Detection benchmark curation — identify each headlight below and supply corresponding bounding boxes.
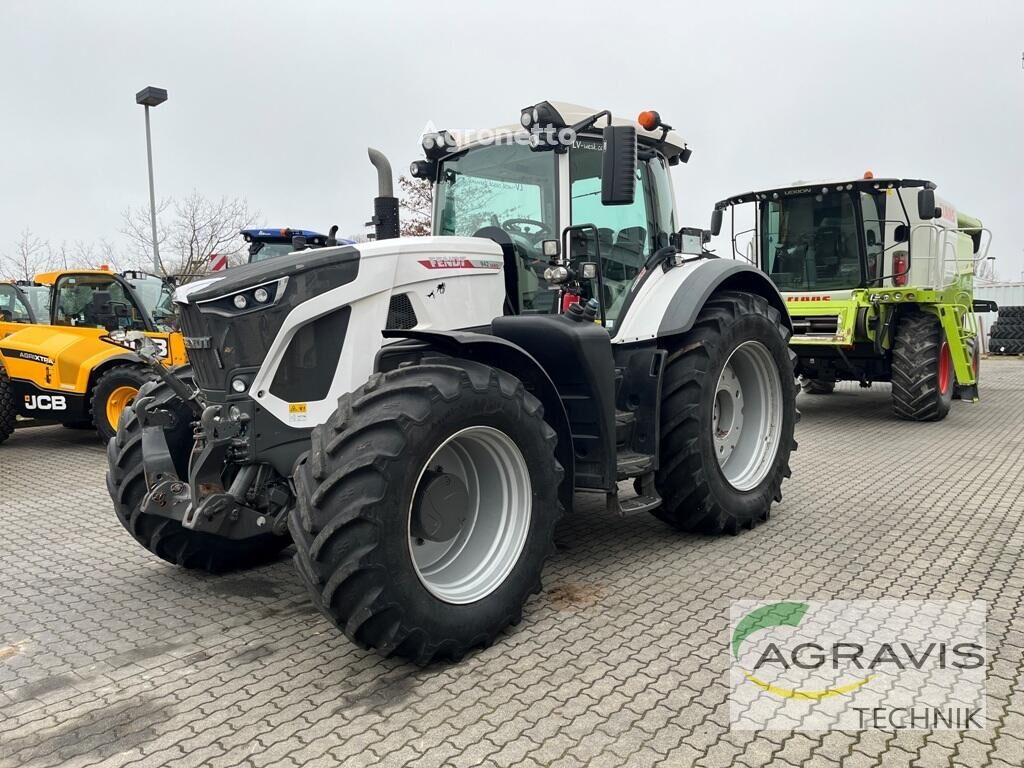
[253,287,270,303]
[233,294,248,309]
[231,378,247,393]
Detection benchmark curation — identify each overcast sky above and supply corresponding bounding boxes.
[2,1,1022,276]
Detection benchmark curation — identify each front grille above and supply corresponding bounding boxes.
[178,304,221,389]
[386,293,418,330]
[791,315,840,336]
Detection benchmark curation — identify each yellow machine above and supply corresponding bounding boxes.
[0,268,186,444]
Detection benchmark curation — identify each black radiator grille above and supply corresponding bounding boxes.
[178,304,221,389]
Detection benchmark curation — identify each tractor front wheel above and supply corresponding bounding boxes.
[106,366,290,571]
[290,360,562,664]
[652,291,798,534]
[891,311,953,421]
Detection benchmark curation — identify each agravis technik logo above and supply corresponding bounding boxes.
[729,600,987,730]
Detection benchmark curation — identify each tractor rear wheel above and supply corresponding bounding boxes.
[93,365,157,443]
[0,366,16,446]
[891,311,953,421]
[290,360,562,664]
[652,291,797,534]
[800,377,836,395]
[106,366,289,572]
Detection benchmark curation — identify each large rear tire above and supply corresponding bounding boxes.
[652,291,797,534]
[891,311,953,421]
[290,361,562,664]
[0,366,16,446]
[106,366,290,572]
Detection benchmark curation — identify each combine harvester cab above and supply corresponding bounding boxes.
[713,174,993,420]
[0,269,186,444]
[0,280,50,337]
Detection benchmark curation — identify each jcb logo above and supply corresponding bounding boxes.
[24,395,67,410]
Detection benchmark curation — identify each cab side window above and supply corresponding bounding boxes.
[53,275,144,330]
[0,285,32,323]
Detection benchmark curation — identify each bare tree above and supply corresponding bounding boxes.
[398,176,432,236]
[1,228,48,281]
[122,191,256,278]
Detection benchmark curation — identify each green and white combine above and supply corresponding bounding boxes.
[713,175,993,421]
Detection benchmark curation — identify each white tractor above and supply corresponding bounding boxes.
[106,102,798,662]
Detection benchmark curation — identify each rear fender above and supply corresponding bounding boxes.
[380,329,575,512]
[614,258,792,343]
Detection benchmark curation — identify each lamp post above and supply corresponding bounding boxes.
[135,86,168,274]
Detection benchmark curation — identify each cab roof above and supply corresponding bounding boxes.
[715,177,936,209]
[33,268,115,285]
[441,101,689,162]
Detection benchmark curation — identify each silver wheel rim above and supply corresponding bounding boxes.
[712,341,784,491]
[408,426,532,604]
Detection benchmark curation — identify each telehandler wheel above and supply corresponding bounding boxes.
[290,360,562,664]
[652,291,797,535]
[952,337,980,401]
[800,377,836,395]
[106,366,290,572]
[0,366,16,446]
[92,365,157,442]
[891,311,954,421]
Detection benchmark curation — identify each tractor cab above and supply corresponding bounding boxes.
[242,227,351,263]
[36,269,178,333]
[413,102,692,328]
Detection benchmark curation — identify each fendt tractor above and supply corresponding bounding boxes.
[107,102,799,663]
[0,268,185,444]
[713,175,993,421]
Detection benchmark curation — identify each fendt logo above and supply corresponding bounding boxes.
[24,394,67,410]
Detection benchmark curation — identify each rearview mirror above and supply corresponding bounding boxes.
[894,224,909,243]
[866,230,877,247]
[601,125,636,206]
[710,208,723,237]
[917,189,936,220]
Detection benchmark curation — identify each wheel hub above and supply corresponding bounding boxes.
[712,341,784,492]
[408,426,532,605]
[411,470,469,542]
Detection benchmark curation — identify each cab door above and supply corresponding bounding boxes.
[0,284,35,338]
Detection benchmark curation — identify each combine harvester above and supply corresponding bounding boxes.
[713,174,993,421]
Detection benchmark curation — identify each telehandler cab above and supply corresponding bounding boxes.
[107,102,798,663]
[713,176,993,420]
[0,268,185,444]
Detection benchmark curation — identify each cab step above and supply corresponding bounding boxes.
[606,472,662,517]
[616,449,654,479]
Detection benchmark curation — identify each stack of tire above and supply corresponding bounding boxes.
[988,307,1024,355]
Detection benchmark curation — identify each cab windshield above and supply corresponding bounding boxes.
[21,285,51,320]
[127,274,177,330]
[761,192,863,291]
[435,142,558,312]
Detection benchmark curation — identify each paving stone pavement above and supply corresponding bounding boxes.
[1,359,1022,768]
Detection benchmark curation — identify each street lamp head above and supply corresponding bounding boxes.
[135,86,168,107]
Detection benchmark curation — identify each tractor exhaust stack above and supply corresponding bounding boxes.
[368,147,400,240]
